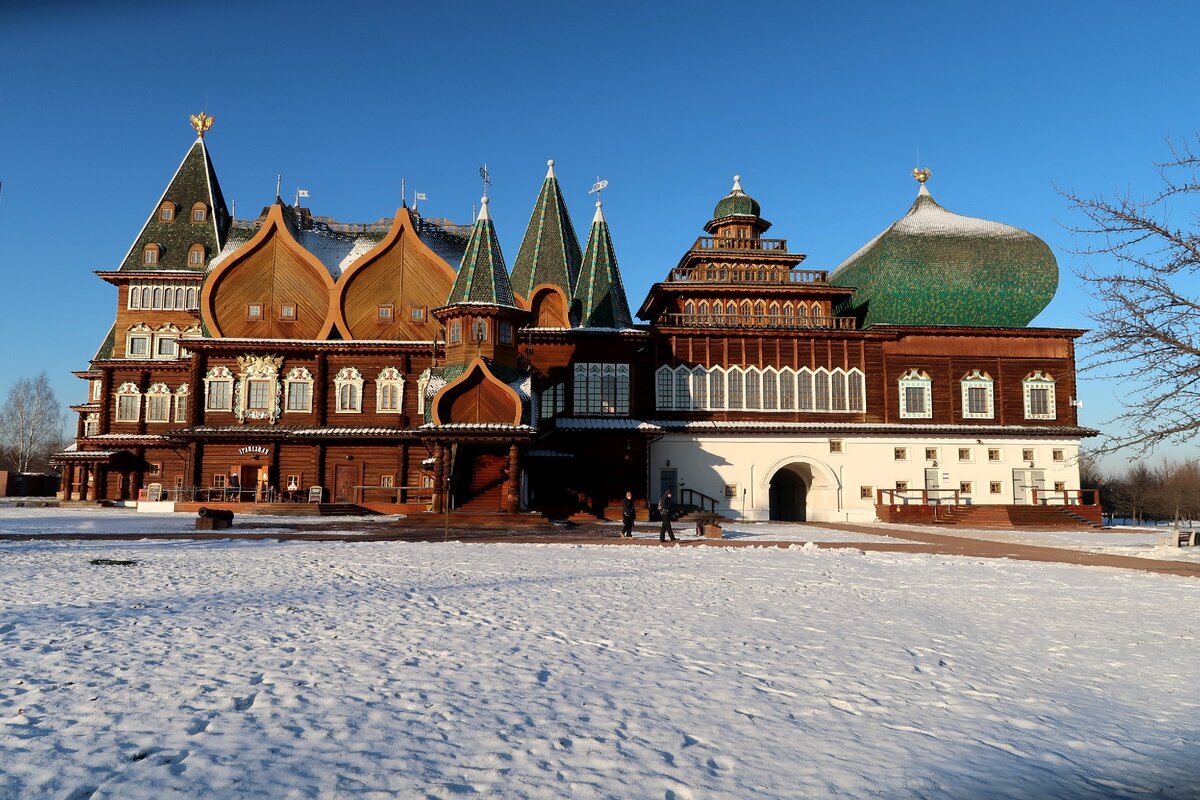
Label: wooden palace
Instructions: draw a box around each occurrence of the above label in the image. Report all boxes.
[56,118,1099,525]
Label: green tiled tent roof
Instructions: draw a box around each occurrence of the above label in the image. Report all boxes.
[574,201,633,328]
[447,197,517,306]
[830,185,1058,327]
[510,161,582,299]
[118,137,230,271]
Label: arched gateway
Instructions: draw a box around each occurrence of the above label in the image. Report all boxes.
[769,463,813,521]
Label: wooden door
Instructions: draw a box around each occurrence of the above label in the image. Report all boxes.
[334,463,360,503]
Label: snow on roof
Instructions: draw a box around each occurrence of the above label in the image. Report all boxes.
[296,229,379,278]
[552,418,1096,436]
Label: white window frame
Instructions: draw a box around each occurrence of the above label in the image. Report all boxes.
[126,329,151,359]
[284,367,314,413]
[376,367,405,414]
[898,369,933,419]
[417,368,431,417]
[174,385,190,423]
[655,365,674,410]
[115,382,141,422]
[204,366,234,411]
[961,369,995,419]
[335,367,364,413]
[145,383,171,423]
[1023,371,1057,420]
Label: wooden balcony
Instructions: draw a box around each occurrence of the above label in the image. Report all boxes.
[657,312,857,330]
[694,236,788,252]
[668,265,829,285]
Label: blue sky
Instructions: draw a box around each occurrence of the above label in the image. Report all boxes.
[2,0,1198,461]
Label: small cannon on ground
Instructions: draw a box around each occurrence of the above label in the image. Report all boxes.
[195,507,235,530]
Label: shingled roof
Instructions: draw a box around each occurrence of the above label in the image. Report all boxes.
[117,135,229,272]
[510,160,582,299]
[575,200,633,328]
[447,197,517,306]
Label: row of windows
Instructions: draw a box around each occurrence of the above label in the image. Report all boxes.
[681,299,826,322]
[867,479,1071,497]
[892,446,1066,463]
[128,283,200,311]
[125,324,192,360]
[656,365,866,412]
[447,318,514,345]
[159,201,209,223]
[899,369,1057,421]
[113,383,189,423]
[143,243,207,266]
[203,366,407,415]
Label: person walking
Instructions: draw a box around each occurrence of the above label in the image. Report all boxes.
[621,491,636,538]
[658,489,677,542]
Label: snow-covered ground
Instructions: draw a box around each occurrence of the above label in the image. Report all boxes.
[3,524,1200,798]
[0,507,399,537]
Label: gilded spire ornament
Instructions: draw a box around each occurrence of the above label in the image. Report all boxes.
[189,112,215,137]
[912,167,931,184]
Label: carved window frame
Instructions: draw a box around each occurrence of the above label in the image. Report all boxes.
[284,367,314,413]
[376,367,405,414]
[115,382,141,422]
[335,367,364,414]
[1023,371,1057,420]
[204,366,234,411]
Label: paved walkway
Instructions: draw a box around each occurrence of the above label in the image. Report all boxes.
[4,520,1200,579]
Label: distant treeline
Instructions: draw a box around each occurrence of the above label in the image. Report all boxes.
[1081,457,1200,524]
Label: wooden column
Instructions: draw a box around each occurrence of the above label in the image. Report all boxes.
[506,443,520,513]
[99,368,113,435]
[190,352,206,427]
[62,463,75,500]
[96,466,109,501]
[133,447,145,498]
[316,353,329,427]
[79,465,92,501]
[431,443,444,513]
[191,442,204,500]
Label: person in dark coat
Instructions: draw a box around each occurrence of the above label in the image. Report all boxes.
[621,491,636,538]
[658,489,677,542]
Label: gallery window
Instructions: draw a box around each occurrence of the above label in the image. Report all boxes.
[449,320,462,344]
[126,334,150,358]
[573,362,630,416]
[499,321,513,344]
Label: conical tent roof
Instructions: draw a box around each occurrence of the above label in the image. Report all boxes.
[447,196,517,307]
[830,183,1058,327]
[118,135,229,271]
[575,200,632,328]
[510,160,582,298]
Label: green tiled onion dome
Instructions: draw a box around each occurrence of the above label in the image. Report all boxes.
[830,183,1058,327]
[712,175,760,219]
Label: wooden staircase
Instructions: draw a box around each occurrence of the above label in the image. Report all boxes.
[935,504,1102,530]
[455,453,508,513]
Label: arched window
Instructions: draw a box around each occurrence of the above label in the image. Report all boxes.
[768,302,781,328]
[188,244,205,266]
[762,368,778,409]
[961,369,994,419]
[473,318,489,342]
[284,367,314,412]
[376,367,405,413]
[782,303,795,328]
[163,286,174,310]
[655,365,674,410]
[675,368,692,410]
[153,287,163,308]
[684,301,696,324]
[754,301,767,327]
[185,287,197,309]
[726,301,737,320]
[814,369,830,411]
[708,368,725,409]
[739,301,752,325]
[449,320,462,344]
[691,367,708,409]
[159,202,176,222]
[847,370,865,412]
[744,368,761,409]
[143,243,160,266]
[830,369,848,411]
[191,202,208,223]
[797,369,814,410]
[1023,371,1056,420]
[727,368,744,409]
[141,287,151,308]
[697,301,709,325]
[175,287,185,308]
[115,382,141,422]
[898,369,933,419]
[335,367,364,413]
[778,368,796,409]
[129,285,141,309]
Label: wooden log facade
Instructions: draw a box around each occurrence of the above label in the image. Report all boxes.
[56,127,1096,523]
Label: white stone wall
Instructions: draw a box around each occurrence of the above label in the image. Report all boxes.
[649,434,1084,523]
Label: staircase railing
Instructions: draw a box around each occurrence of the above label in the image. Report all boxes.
[678,488,720,515]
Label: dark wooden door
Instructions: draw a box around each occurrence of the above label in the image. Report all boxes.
[334,464,359,503]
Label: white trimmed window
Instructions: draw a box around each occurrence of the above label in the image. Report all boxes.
[376,367,405,413]
[778,368,795,410]
[797,370,813,410]
[417,368,431,417]
[847,370,865,412]
[115,382,141,422]
[91,380,102,401]
[204,366,233,411]
[174,385,189,423]
[814,370,830,411]
[690,367,708,409]
[961,370,995,419]
[335,367,364,413]
[143,243,160,265]
[727,367,744,409]
[655,366,674,410]
[708,368,725,409]
[573,362,630,416]
[762,368,778,409]
[284,367,313,412]
[155,335,178,359]
[744,368,762,410]
[1023,371,1057,420]
[145,383,171,423]
[830,369,848,411]
[673,367,692,411]
[898,369,932,419]
[126,326,151,358]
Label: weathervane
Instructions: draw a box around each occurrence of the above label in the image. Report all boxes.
[189,112,215,137]
[912,167,931,184]
[479,164,492,198]
[589,177,609,201]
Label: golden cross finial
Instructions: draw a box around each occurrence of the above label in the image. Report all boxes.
[189,112,215,137]
[912,167,931,184]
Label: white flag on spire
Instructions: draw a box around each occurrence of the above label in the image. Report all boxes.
[297,189,310,198]
[414,192,427,201]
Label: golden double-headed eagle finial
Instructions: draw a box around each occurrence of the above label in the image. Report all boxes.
[189,112,215,137]
[912,167,931,184]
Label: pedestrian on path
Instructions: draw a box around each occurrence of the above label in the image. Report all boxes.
[658,489,677,542]
[621,491,636,538]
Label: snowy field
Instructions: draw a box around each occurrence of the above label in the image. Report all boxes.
[0,507,400,537]
[3,528,1200,798]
